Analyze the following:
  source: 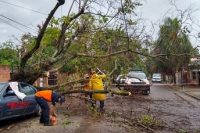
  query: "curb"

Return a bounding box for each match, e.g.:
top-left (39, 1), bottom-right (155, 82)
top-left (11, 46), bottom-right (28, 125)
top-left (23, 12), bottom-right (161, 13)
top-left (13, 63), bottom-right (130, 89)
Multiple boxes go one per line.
top-left (181, 91), bottom-right (200, 101)
top-left (168, 85), bottom-right (200, 101)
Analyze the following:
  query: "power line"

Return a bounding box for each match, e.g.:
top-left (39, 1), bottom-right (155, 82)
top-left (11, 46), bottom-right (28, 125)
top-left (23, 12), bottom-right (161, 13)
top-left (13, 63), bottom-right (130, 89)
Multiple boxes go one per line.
top-left (0, 17), bottom-right (25, 33)
top-left (0, 0), bottom-right (47, 15)
top-left (0, 14), bottom-right (36, 32)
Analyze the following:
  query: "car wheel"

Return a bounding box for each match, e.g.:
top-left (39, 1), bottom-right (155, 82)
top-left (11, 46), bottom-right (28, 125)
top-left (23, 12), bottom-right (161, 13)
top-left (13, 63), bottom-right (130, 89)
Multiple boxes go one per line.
top-left (143, 88), bottom-right (150, 95)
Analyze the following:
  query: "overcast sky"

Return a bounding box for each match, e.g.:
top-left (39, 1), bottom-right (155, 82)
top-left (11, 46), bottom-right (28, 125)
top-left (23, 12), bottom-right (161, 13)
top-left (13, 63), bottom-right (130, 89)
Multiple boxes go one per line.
top-left (0, 0), bottom-right (200, 48)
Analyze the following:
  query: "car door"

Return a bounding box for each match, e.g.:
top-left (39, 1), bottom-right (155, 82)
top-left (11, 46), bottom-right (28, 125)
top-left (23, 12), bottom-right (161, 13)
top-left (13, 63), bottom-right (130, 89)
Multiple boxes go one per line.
top-left (18, 82), bottom-right (38, 114)
top-left (0, 86), bottom-right (4, 120)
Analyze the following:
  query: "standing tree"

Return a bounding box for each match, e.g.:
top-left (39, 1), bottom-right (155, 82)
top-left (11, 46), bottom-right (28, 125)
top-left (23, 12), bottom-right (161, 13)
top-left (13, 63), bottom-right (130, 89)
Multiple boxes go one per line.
top-left (0, 41), bottom-right (19, 66)
top-left (152, 17), bottom-right (194, 83)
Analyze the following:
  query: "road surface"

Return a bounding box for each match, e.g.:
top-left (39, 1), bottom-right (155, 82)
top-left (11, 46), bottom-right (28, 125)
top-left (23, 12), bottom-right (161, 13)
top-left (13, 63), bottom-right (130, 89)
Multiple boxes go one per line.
top-left (1, 84), bottom-right (200, 133)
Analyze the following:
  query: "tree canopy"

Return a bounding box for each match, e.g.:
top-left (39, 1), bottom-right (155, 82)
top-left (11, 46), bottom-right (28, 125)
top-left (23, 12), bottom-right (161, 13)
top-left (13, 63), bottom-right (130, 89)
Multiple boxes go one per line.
top-left (5, 0), bottom-right (146, 84)
top-left (0, 41), bottom-right (19, 66)
top-left (149, 17), bottom-right (195, 81)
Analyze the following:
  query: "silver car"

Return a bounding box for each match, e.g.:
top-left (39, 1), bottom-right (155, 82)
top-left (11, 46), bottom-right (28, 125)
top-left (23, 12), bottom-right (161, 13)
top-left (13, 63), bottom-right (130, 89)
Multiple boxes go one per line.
top-left (152, 73), bottom-right (162, 83)
top-left (124, 71), bottom-right (150, 95)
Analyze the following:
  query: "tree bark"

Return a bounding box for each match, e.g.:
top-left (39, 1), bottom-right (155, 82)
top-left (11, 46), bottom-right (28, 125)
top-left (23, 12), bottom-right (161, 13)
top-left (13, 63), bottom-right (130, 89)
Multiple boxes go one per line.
top-left (20, 2), bottom-right (61, 70)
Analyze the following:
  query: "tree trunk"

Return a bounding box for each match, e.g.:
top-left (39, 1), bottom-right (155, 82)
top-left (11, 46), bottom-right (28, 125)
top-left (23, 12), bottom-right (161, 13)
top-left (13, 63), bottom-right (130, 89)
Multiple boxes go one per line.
top-left (54, 89), bottom-right (131, 96)
top-left (173, 72), bottom-right (176, 84)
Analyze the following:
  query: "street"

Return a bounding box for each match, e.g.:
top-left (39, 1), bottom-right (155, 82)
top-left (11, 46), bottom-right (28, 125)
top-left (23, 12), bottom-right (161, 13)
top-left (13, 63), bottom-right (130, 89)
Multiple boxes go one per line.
top-left (149, 84), bottom-right (200, 131)
top-left (0, 84), bottom-right (200, 133)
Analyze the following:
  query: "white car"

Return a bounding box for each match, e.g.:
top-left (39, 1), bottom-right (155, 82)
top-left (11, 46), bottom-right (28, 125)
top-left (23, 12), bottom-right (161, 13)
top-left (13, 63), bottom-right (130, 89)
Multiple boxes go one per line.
top-left (152, 73), bottom-right (162, 83)
top-left (124, 71), bottom-right (150, 95)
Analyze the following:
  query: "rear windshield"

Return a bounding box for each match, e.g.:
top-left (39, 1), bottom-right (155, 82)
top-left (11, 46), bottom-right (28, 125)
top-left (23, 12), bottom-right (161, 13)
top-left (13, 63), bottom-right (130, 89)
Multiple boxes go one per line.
top-left (127, 72), bottom-right (147, 79)
top-left (153, 73), bottom-right (161, 78)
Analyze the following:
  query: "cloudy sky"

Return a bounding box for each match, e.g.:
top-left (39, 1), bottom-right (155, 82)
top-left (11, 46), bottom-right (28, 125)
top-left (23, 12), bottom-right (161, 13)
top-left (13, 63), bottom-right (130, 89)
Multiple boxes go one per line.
top-left (138, 0), bottom-right (200, 48)
top-left (0, 0), bottom-right (64, 44)
top-left (0, 0), bottom-right (200, 48)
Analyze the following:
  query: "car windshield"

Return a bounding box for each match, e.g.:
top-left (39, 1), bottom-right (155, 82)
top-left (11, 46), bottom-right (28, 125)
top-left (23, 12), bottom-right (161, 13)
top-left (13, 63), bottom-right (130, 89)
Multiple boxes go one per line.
top-left (153, 73), bottom-right (161, 78)
top-left (127, 72), bottom-right (147, 79)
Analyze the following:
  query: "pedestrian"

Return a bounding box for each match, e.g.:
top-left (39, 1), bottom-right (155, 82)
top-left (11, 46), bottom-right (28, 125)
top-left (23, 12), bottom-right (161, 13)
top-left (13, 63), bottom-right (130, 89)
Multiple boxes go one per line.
top-left (88, 68), bottom-right (107, 112)
top-left (35, 90), bottom-right (64, 126)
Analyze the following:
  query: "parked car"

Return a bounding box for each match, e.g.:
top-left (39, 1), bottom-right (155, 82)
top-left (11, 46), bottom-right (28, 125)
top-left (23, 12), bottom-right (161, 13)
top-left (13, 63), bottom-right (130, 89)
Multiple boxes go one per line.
top-left (152, 73), bottom-right (162, 83)
top-left (124, 71), bottom-right (150, 95)
top-left (0, 82), bottom-right (40, 121)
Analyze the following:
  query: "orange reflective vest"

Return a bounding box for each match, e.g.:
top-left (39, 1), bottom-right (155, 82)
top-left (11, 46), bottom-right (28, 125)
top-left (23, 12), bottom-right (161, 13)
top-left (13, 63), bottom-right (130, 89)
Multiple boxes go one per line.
top-left (35, 90), bottom-right (52, 102)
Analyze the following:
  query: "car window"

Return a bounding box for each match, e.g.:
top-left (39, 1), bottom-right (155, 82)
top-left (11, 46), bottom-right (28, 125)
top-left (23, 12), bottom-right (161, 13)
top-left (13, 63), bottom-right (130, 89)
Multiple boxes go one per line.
top-left (153, 73), bottom-right (161, 78)
top-left (20, 83), bottom-right (36, 95)
top-left (4, 87), bottom-right (16, 97)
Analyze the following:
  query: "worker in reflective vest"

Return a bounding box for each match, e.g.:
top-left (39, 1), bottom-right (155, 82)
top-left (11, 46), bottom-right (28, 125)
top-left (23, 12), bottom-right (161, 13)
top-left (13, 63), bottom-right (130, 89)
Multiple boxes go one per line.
top-left (35, 90), bottom-right (62, 126)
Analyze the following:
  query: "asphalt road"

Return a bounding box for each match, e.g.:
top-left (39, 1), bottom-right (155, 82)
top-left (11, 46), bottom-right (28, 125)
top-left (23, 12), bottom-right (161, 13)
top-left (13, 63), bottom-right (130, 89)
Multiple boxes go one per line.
top-left (149, 84), bottom-right (179, 100)
top-left (150, 83), bottom-right (200, 106)
top-left (148, 84), bottom-right (200, 131)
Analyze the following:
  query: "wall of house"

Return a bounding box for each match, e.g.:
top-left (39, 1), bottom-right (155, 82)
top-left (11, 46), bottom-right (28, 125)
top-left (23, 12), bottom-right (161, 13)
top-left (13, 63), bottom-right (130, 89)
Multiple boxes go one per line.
top-left (188, 71), bottom-right (199, 85)
top-left (34, 76), bottom-right (49, 87)
top-left (175, 72), bottom-right (182, 84)
top-left (0, 65), bottom-right (11, 82)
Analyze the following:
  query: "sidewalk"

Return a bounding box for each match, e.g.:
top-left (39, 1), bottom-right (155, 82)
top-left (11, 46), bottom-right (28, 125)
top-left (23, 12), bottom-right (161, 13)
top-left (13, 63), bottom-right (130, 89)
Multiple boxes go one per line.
top-left (171, 85), bottom-right (200, 100)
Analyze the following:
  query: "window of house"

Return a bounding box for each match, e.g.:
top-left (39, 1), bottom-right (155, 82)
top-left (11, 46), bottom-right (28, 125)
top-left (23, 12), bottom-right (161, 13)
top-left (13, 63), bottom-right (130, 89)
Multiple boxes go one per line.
top-left (48, 72), bottom-right (57, 86)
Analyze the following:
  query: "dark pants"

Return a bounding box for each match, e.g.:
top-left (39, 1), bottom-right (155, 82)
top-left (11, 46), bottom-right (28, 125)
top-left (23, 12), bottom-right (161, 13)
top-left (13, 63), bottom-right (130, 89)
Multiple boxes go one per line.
top-left (85, 93), bottom-right (92, 99)
top-left (35, 96), bottom-right (50, 124)
top-left (84, 93), bottom-right (92, 104)
top-left (92, 100), bottom-right (104, 110)
top-left (99, 101), bottom-right (104, 109)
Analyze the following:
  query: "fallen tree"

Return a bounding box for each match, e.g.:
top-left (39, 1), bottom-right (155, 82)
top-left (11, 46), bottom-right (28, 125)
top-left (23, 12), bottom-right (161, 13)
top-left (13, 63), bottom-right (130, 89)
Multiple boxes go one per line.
top-left (36, 85), bottom-right (131, 97)
top-left (61, 89), bottom-right (131, 96)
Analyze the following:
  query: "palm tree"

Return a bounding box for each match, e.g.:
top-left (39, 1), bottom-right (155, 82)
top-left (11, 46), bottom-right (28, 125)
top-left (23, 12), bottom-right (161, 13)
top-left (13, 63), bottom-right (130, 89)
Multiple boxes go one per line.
top-left (153, 17), bottom-right (194, 83)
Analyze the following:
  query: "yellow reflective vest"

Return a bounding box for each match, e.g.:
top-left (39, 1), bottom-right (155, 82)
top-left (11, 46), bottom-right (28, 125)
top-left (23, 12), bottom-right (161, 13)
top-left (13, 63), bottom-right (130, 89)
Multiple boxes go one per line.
top-left (89, 73), bottom-right (106, 101)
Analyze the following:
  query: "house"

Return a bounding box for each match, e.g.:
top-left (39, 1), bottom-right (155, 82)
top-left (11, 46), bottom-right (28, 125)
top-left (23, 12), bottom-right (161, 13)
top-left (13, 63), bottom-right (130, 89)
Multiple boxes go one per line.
top-left (188, 57), bottom-right (200, 85)
top-left (0, 65), bottom-right (68, 88)
top-left (174, 57), bottom-right (200, 85)
top-left (0, 65), bottom-right (11, 82)
top-left (33, 71), bottom-right (69, 88)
